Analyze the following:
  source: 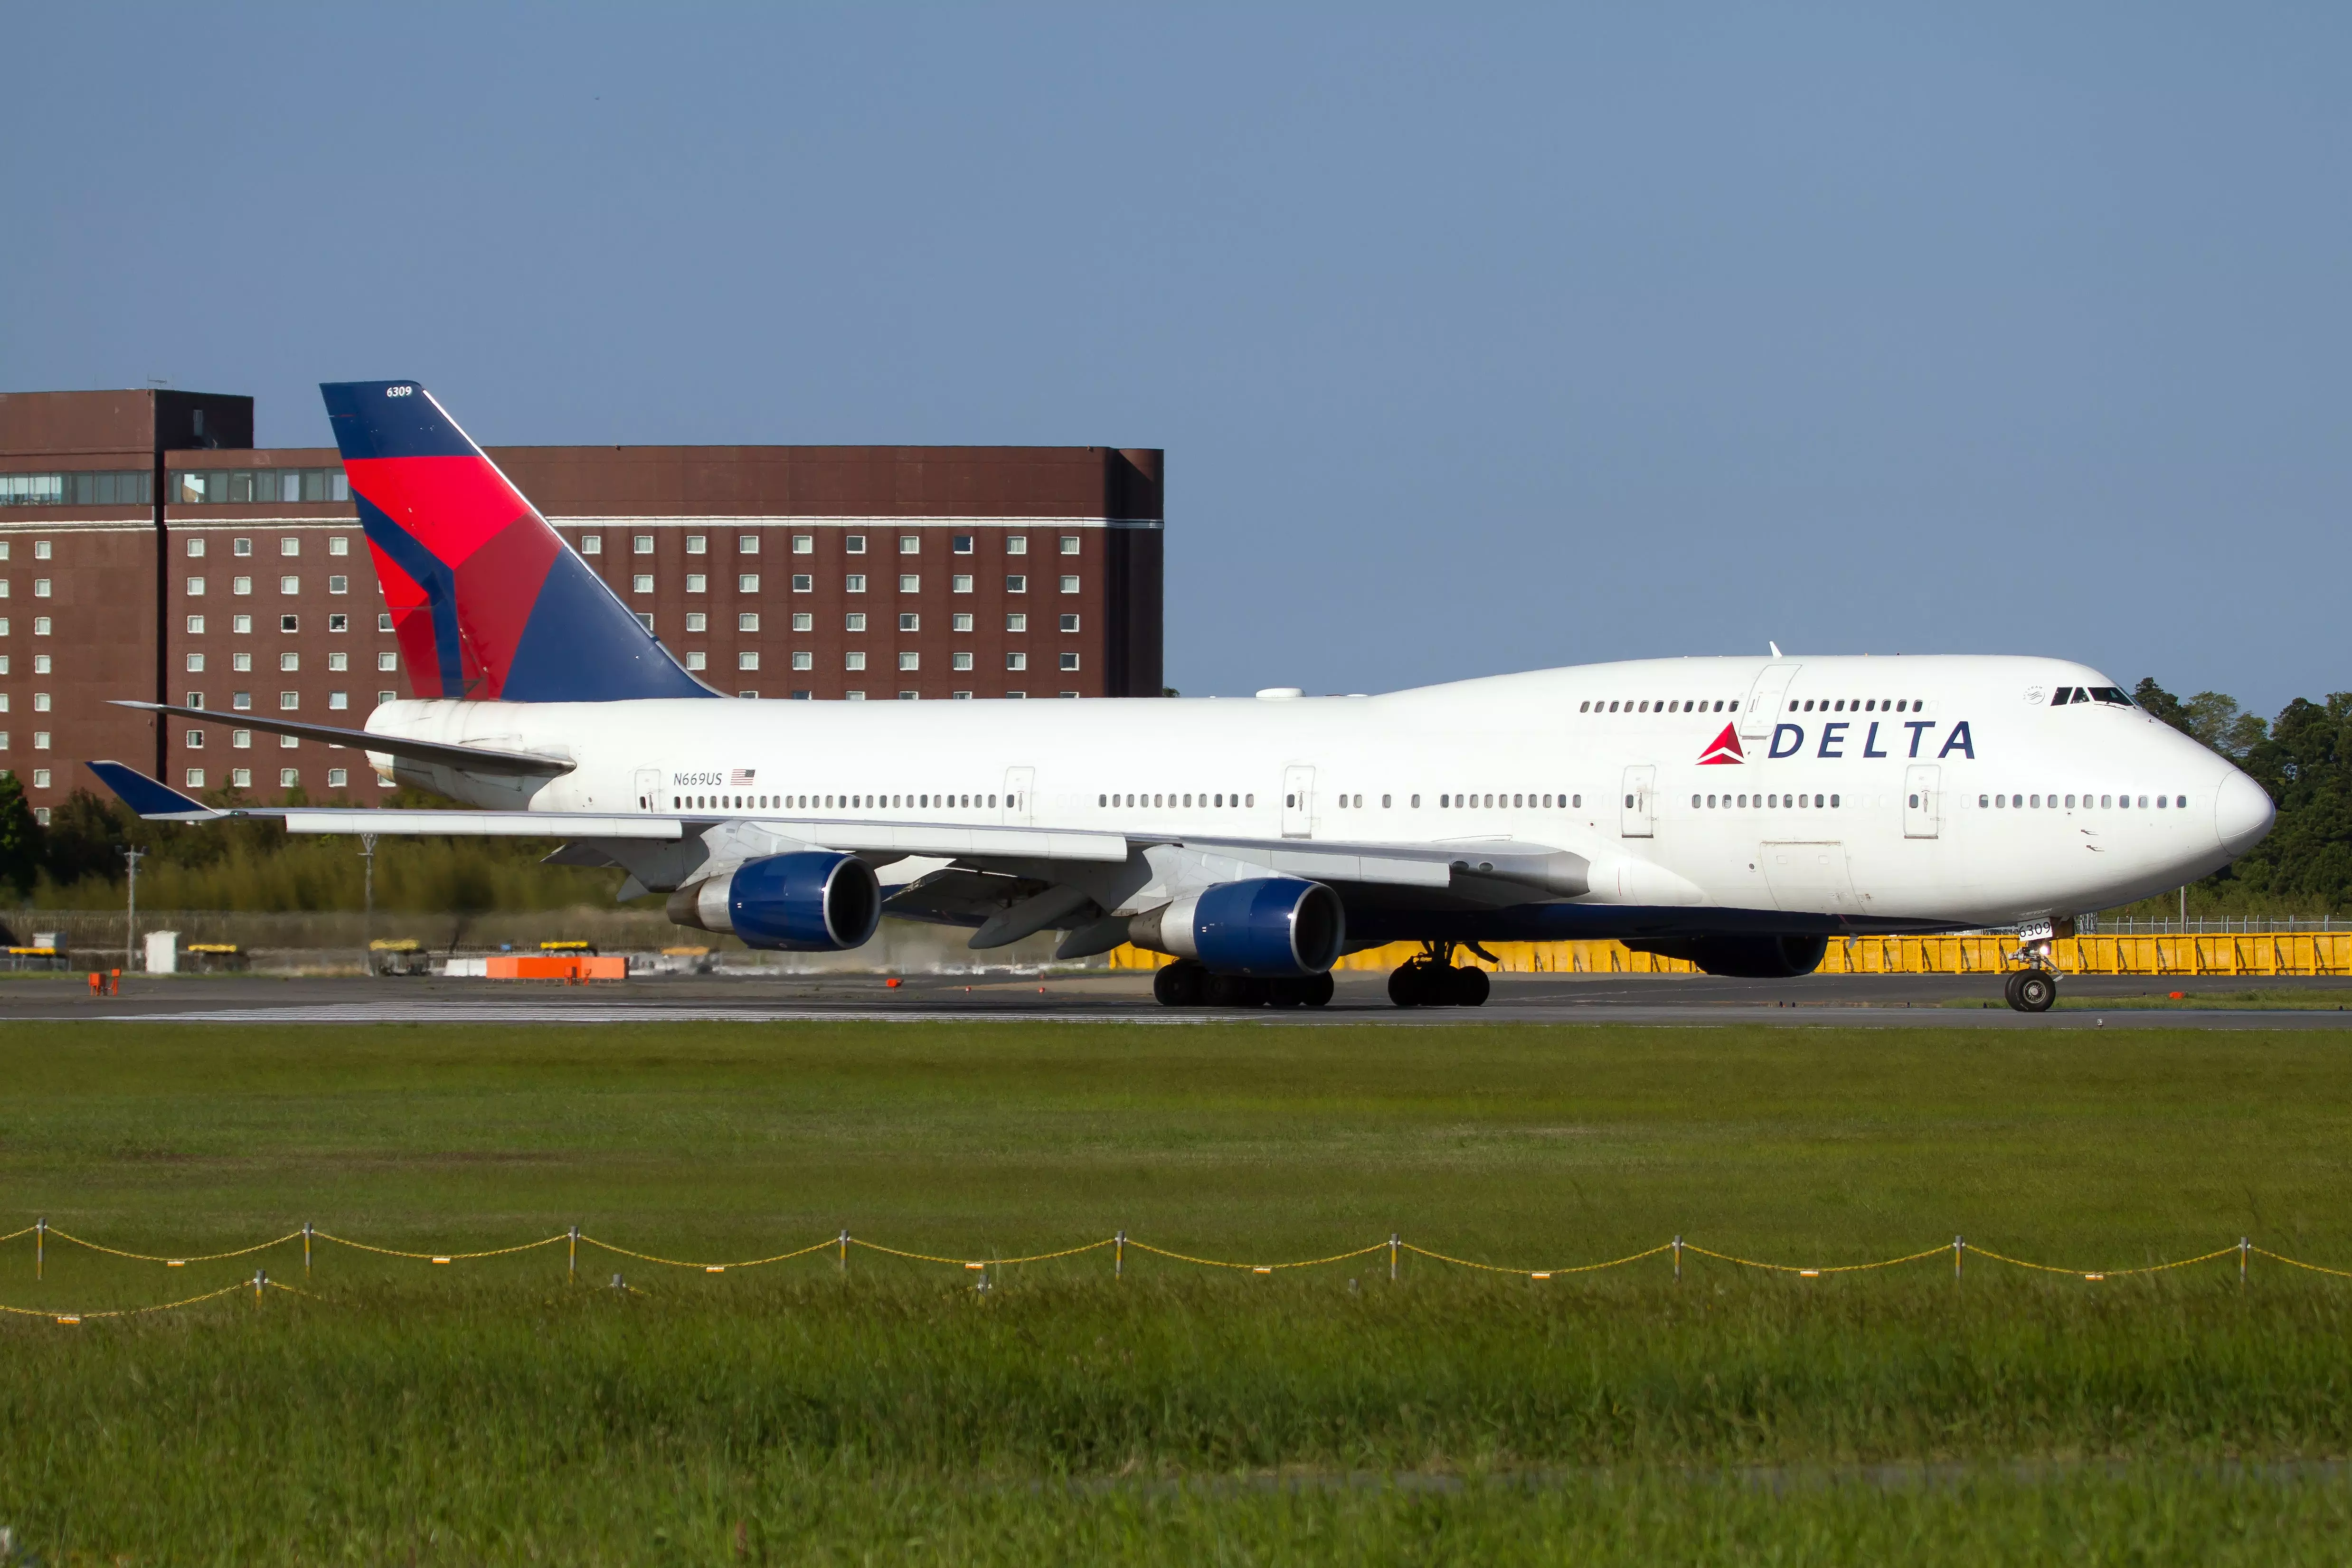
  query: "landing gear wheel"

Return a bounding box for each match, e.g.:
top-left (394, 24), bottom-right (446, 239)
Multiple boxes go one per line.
top-left (2008, 970), bottom-right (2057, 1013)
top-left (1153, 960), bottom-right (1206, 1007)
top-left (1301, 970), bottom-right (1335, 1008)
top-left (1389, 961), bottom-right (1434, 1008)
top-left (1450, 965), bottom-right (1491, 1007)
top-left (1207, 972), bottom-right (1267, 1008)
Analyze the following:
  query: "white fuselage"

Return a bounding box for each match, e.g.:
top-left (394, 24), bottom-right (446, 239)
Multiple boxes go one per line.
top-left (368, 653), bottom-right (2270, 931)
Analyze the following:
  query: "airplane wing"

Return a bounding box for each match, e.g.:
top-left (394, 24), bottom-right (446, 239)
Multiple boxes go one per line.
top-left (110, 701), bottom-right (574, 778)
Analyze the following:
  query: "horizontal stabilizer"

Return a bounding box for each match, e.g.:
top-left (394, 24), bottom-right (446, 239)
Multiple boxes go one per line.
top-left (111, 701), bottom-right (574, 777)
top-left (85, 761), bottom-right (219, 820)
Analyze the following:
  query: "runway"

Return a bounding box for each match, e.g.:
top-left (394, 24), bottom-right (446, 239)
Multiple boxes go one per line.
top-left (8, 969), bottom-right (2351, 1028)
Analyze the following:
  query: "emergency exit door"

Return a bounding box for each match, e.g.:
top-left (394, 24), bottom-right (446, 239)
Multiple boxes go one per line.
top-left (1904, 765), bottom-right (1940, 839)
top-left (1620, 765), bottom-right (1656, 838)
top-left (635, 768), bottom-right (663, 812)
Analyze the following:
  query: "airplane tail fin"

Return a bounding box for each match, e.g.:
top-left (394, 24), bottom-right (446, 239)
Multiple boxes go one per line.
top-left (321, 380), bottom-right (713, 702)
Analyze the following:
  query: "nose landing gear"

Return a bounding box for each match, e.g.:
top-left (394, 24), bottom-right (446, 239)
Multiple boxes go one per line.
top-left (1388, 942), bottom-right (1492, 1008)
top-left (2003, 920), bottom-right (2062, 1012)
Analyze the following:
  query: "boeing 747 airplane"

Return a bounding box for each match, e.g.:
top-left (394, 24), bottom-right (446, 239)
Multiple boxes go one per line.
top-left (87, 381), bottom-right (2275, 1012)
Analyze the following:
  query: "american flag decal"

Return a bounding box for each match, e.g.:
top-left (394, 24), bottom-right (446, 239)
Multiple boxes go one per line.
top-left (729, 768), bottom-right (758, 785)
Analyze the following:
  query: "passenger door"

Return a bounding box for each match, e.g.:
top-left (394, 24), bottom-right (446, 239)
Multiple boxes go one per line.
top-left (1002, 766), bottom-right (1036, 826)
top-left (1281, 765), bottom-right (1315, 839)
top-left (1739, 662), bottom-right (1803, 742)
top-left (1620, 764), bottom-right (1656, 838)
top-left (1904, 765), bottom-right (1940, 839)
top-left (634, 767), bottom-right (663, 813)
top-left (1761, 841), bottom-right (1864, 914)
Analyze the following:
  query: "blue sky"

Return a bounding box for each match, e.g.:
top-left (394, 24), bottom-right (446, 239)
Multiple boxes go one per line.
top-left (6, 6), bottom-right (2344, 712)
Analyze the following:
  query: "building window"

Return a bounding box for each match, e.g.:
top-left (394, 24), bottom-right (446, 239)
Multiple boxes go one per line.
top-left (1057, 575), bottom-right (1077, 594)
top-left (329, 691), bottom-right (349, 709)
top-left (1006, 652), bottom-right (1027, 671)
top-left (791, 612), bottom-right (812, 632)
top-left (845, 612), bottom-right (866, 632)
top-left (378, 691), bottom-right (397, 706)
top-left (30, 618), bottom-right (47, 636)
top-left (1060, 652), bottom-right (1081, 671)
top-left (633, 535), bottom-right (654, 554)
top-left (1006, 613), bottom-right (1028, 632)
top-left (32, 579), bottom-right (50, 598)
top-left (329, 536), bottom-right (349, 557)
top-left (952, 575), bottom-right (973, 594)
top-left (230, 769), bottom-right (250, 789)
top-left (378, 651), bottom-right (398, 671)
top-left (280, 538), bottom-right (301, 557)
top-left (186, 768), bottom-right (205, 788)
top-left (579, 533), bottom-right (602, 555)
top-left (233, 576), bottom-right (253, 595)
top-left (327, 768), bottom-right (348, 788)
top-left (378, 613), bottom-right (392, 631)
top-left (30, 807), bottom-right (45, 825)
top-left (636, 614), bottom-right (653, 632)
top-left (186, 653), bottom-right (205, 672)
top-left (279, 692), bottom-right (299, 710)
top-left (633, 575), bottom-right (654, 593)
top-left (186, 614), bottom-right (205, 633)
top-left (737, 690), bottom-right (757, 699)
top-left (233, 653), bottom-right (253, 672)
top-left (280, 576), bottom-right (299, 595)
top-left (737, 534), bottom-right (758, 553)
top-left (738, 612), bottom-right (759, 632)
top-left (953, 534), bottom-right (974, 554)
top-left (684, 612), bottom-right (707, 633)
top-left (952, 612), bottom-right (974, 632)
top-left (31, 694), bottom-right (47, 713)
top-left (184, 577), bottom-right (205, 598)
top-left (685, 534), bottom-right (707, 555)
top-left (846, 575), bottom-right (867, 594)
top-left (280, 768), bottom-right (299, 788)
top-left (686, 574), bottom-right (707, 593)
top-left (1007, 535), bottom-right (1029, 555)
top-left (233, 538), bottom-right (252, 557)
top-left (898, 652), bottom-right (919, 671)
top-left (952, 651), bottom-right (974, 671)
top-left (181, 692), bottom-right (200, 708)
top-left (1060, 535), bottom-right (1081, 555)
top-left (846, 690), bottom-right (866, 701)
top-left (738, 574), bottom-right (759, 593)
top-left (793, 534), bottom-right (813, 554)
top-left (1006, 575), bottom-right (1027, 594)
top-left (328, 652), bottom-right (348, 671)
top-left (33, 542), bottom-right (51, 561)
top-left (738, 651), bottom-right (759, 671)
top-left (898, 613), bottom-right (919, 632)
top-left (186, 538), bottom-right (206, 558)
top-left (237, 615), bottom-right (255, 633)
top-left (952, 690), bottom-right (973, 700)
top-left (31, 735), bottom-right (48, 753)
top-left (898, 690), bottom-right (918, 701)
top-left (791, 574), bottom-right (812, 593)
top-left (846, 652), bottom-right (867, 671)
top-left (279, 615), bottom-right (298, 633)
top-left (327, 614), bottom-right (348, 632)
top-left (280, 652), bottom-right (300, 671)
top-left (30, 655), bottom-right (47, 675)
top-left (845, 534), bottom-right (867, 554)
top-left (186, 729), bottom-right (205, 749)
top-left (685, 652), bottom-right (707, 671)
top-left (894, 574), bottom-right (919, 595)
top-left (792, 651), bottom-right (813, 671)
top-left (899, 534), bottom-right (920, 554)
top-left (328, 576), bottom-right (348, 594)
top-left (1060, 614), bottom-right (1080, 632)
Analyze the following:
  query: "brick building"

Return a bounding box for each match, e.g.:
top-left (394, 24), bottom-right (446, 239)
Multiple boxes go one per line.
top-left (0, 388), bottom-right (1163, 820)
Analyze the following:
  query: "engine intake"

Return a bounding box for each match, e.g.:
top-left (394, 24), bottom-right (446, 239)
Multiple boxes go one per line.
top-left (666, 851), bottom-right (882, 952)
top-left (1624, 934), bottom-right (1828, 979)
top-left (1128, 878), bottom-right (1345, 977)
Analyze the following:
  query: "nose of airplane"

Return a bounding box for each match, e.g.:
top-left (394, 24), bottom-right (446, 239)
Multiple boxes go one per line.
top-left (2214, 770), bottom-right (2276, 858)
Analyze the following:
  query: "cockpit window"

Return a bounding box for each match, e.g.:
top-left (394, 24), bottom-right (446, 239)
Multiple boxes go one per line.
top-left (2088, 686), bottom-right (2133, 707)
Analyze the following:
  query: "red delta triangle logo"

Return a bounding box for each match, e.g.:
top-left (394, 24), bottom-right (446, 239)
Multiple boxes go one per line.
top-left (1698, 724), bottom-right (1745, 765)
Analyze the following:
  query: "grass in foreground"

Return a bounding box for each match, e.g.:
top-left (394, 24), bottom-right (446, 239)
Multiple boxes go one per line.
top-left (3, 1019), bottom-right (2351, 1562)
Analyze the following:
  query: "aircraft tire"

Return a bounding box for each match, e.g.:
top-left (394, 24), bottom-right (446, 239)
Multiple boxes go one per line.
top-left (1153, 960), bottom-right (1206, 1007)
top-left (1388, 962), bottom-right (1430, 1008)
top-left (1451, 965), bottom-right (1491, 1007)
top-left (2009, 970), bottom-right (2056, 1013)
top-left (1301, 970), bottom-right (1335, 1008)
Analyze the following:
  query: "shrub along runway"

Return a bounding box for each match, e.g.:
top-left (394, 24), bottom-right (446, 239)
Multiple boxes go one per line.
top-left (3, 1016), bottom-right (2350, 1562)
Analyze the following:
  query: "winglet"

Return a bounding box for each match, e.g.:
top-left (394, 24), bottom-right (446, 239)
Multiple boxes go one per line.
top-left (84, 761), bottom-right (221, 821)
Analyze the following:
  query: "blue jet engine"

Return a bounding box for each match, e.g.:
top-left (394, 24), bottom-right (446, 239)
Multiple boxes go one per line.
top-left (666, 851), bottom-right (882, 951)
top-left (1128, 878), bottom-right (1345, 977)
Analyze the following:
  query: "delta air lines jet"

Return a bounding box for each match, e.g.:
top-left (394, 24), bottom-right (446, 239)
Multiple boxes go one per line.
top-left (87, 381), bottom-right (2275, 1012)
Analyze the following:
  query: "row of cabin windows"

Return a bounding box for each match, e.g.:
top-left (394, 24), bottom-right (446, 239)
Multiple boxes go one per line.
top-left (1983, 793), bottom-right (2190, 810)
top-left (665, 791), bottom-right (1025, 812)
top-left (1101, 792), bottom-right (1256, 808)
top-left (1583, 698), bottom-right (1737, 714)
top-left (1577, 696), bottom-right (1930, 716)
top-left (1786, 698), bottom-right (1922, 713)
top-left (585, 533), bottom-right (1083, 557)
top-left (1695, 793), bottom-right (1841, 808)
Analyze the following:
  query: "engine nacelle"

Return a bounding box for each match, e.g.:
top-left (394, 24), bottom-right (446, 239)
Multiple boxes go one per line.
top-left (1128, 878), bottom-right (1345, 977)
top-left (1624, 934), bottom-right (1828, 978)
top-left (666, 851), bottom-right (882, 952)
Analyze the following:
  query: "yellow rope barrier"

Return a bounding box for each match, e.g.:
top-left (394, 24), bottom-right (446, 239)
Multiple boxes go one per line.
top-left (576, 1236), bottom-right (837, 1271)
top-left (2251, 1247), bottom-right (2352, 1279)
top-left (309, 1230), bottom-right (569, 1262)
top-left (43, 1227), bottom-right (304, 1265)
top-left (1681, 1243), bottom-right (1953, 1276)
top-left (1965, 1244), bottom-right (2239, 1280)
top-left (1403, 1241), bottom-right (1674, 1276)
top-left (0, 1281), bottom-right (248, 1322)
top-left (850, 1237), bottom-right (1117, 1267)
top-left (1123, 1240), bottom-right (1392, 1272)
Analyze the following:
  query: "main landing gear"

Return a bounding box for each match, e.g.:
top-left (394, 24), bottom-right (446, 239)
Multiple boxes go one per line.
top-left (1387, 942), bottom-right (1491, 1009)
top-left (1152, 959), bottom-right (1334, 1009)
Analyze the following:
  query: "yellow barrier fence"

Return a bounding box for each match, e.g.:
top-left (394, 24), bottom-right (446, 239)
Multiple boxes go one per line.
top-left (1107, 934), bottom-right (2352, 978)
top-left (5, 1222), bottom-right (2343, 1320)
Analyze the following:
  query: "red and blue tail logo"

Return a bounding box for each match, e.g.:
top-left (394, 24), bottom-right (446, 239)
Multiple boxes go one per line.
top-left (1697, 724), bottom-right (1744, 765)
top-left (321, 380), bottom-right (712, 703)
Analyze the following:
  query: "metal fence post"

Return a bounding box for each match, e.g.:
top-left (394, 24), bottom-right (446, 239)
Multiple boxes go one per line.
top-left (1389, 1232), bottom-right (1399, 1283)
top-left (34, 1218), bottom-right (43, 1281)
top-left (302, 1221), bottom-right (313, 1277)
top-left (1114, 1230), bottom-right (1124, 1279)
top-left (838, 1229), bottom-right (850, 1274)
top-left (568, 1224), bottom-right (579, 1282)
top-left (1954, 1235), bottom-right (1965, 1281)
top-left (1673, 1235), bottom-right (1682, 1283)
top-left (2240, 1236), bottom-right (2250, 1286)
top-left (251, 1268), bottom-right (267, 1304)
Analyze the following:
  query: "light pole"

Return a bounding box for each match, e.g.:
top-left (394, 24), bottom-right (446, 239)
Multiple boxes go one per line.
top-left (360, 831), bottom-right (378, 976)
top-left (122, 845), bottom-right (145, 972)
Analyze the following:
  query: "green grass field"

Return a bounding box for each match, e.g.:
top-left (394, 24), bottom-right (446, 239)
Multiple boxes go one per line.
top-left (3, 1019), bottom-right (2351, 1563)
